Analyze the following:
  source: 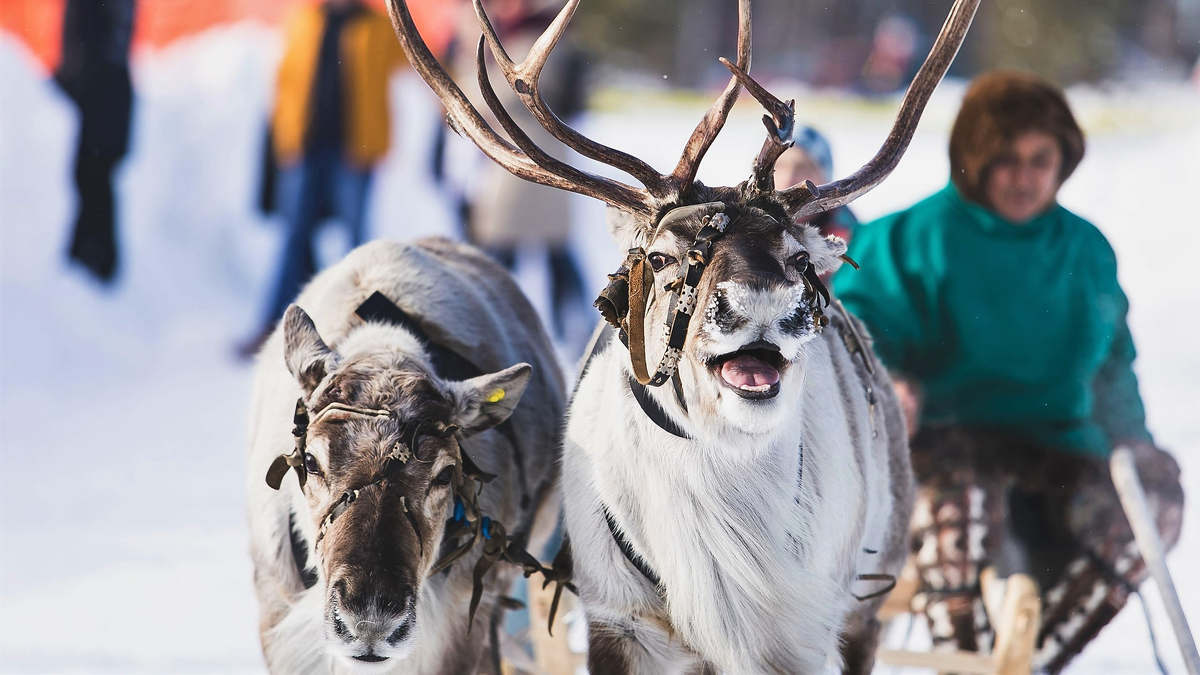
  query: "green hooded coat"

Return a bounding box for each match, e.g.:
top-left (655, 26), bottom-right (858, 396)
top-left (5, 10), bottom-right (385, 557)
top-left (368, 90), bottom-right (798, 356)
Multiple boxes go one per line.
top-left (832, 184), bottom-right (1152, 457)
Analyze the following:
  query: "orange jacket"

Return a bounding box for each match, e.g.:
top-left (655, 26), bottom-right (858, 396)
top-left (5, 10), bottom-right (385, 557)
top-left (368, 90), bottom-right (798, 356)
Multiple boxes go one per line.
top-left (272, 4), bottom-right (406, 168)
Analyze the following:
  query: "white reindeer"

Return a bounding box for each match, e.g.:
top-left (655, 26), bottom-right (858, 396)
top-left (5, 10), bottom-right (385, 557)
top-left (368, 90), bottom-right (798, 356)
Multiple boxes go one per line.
top-left (245, 239), bottom-right (564, 674)
top-left (385, 0), bottom-right (979, 670)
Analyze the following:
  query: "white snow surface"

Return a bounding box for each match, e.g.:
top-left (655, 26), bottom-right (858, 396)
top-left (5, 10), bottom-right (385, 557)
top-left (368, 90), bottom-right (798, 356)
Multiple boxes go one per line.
top-left (1, 25), bottom-right (1197, 674)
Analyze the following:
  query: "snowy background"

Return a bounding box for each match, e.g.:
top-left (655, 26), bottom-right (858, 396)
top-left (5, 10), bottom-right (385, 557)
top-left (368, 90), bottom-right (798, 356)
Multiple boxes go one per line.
top-left (0, 24), bottom-right (1197, 674)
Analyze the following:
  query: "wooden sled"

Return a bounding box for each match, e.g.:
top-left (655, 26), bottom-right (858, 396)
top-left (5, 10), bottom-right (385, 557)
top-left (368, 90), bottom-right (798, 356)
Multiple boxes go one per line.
top-left (877, 566), bottom-right (1042, 675)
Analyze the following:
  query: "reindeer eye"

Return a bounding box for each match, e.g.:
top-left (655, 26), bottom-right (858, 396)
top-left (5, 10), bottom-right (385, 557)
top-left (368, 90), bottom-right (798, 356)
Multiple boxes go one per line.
top-left (648, 252), bottom-right (676, 272)
top-left (790, 251), bottom-right (810, 274)
top-left (432, 466), bottom-right (455, 486)
top-left (304, 453), bottom-right (322, 475)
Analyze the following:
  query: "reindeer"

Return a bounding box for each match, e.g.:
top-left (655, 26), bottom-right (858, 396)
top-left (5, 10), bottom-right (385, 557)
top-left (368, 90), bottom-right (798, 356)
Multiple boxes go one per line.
top-left (385, 0), bottom-right (979, 671)
top-left (245, 239), bottom-right (564, 674)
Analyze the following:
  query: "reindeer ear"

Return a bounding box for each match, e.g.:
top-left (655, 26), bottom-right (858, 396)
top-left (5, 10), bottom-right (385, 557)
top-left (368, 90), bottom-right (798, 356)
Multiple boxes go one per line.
top-left (283, 305), bottom-right (340, 396)
top-left (796, 224), bottom-right (849, 275)
top-left (605, 205), bottom-right (647, 249)
top-left (449, 363), bottom-right (533, 436)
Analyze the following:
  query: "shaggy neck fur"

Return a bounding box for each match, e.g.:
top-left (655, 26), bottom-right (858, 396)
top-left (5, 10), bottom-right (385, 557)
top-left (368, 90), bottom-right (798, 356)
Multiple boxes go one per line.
top-left (563, 324), bottom-right (900, 674)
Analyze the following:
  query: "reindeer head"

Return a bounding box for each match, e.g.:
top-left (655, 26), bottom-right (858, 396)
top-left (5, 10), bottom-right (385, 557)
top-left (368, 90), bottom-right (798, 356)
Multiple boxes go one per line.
top-left (600, 196), bottom-right (849, 431)
top-left (272, 306), bottom-right (530, 668)
top-left (384, 0), bottom-right (978, 434)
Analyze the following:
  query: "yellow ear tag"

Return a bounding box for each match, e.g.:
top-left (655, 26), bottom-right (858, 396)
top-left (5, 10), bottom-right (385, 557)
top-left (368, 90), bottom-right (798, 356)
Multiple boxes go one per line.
top-left (486, 388), bottom-right (506, 404)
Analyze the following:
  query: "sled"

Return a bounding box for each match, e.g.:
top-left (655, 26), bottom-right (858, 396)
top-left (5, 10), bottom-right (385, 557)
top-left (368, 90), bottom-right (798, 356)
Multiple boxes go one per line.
top-left (877, 567), bottom-right (1042, 675)
top-left (1111, 447), bottom-right (1200, 675)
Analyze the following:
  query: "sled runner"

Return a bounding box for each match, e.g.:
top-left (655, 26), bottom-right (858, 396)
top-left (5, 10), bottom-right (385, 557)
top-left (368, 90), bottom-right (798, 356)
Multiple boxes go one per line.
top-left (1111, 447), bottom-right (1200, 675)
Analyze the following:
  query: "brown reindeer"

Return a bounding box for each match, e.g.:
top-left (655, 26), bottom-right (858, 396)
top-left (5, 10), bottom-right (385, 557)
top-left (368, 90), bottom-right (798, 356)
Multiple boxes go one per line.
top-left (246, 239), bottom-right (564, 674)
top-left (384, 0), bottom-right (979, 672)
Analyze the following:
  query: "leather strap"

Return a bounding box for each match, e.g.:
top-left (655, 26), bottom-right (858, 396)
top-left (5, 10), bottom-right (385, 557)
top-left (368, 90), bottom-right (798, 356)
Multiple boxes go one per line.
top-left (356, 291), bottom-right (483, 380)
top-left (628, 376), bottom-right (689, 439)
top-left (831, 298), bottom-right (874, 376)
top-left (603, 506), bottom-right (662, 589)
top-left (625, 254), bottom-right (654, 385)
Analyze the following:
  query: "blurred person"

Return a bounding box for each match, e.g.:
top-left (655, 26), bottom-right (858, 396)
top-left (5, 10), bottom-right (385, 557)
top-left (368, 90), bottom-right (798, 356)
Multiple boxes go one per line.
top-left (774, 125), bottom-right (858, 245)
top-left (833, 71), bottom-right (1183, 672)
top-left (454, 0), bottom-right (590, 347)
top-left (56, 0), bottom-right (136, 283)
top-left (241, 0), bottom-right (406, 356)
top-left (859, 14), bottom-right (919, 94)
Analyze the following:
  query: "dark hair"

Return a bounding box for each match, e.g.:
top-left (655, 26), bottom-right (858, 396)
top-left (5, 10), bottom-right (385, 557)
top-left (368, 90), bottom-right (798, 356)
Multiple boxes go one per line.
top-left (949, 71), bottom-right (1085, 206)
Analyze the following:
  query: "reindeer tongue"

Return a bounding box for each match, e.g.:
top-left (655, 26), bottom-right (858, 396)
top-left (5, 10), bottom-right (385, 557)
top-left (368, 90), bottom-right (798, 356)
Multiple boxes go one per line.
top-left (720, 355), bottom-right (780, 390)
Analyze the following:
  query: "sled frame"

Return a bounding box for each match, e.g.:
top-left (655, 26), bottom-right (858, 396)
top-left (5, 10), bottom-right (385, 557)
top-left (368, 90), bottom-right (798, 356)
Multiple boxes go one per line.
top-left (877, 567), bottom-right (1041, 675)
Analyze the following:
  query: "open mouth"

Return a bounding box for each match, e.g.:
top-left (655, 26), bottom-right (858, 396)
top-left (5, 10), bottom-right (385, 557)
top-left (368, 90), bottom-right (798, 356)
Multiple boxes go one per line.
top-left (709, 341), bottom-right (785, 400)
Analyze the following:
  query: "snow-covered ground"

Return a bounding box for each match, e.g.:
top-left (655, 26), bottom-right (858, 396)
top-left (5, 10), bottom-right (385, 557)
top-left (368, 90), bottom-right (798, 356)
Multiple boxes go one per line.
top-left (0, 24), bottom-right (1197, 674)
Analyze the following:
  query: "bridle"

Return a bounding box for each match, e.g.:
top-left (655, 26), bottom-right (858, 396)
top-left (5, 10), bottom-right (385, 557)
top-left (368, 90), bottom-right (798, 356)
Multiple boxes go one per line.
top-left (266, 397), bottom-right (461, 546)
top-left (595, 201), bottom-right (840, 388)
top-left (264, 393), bottom-right (573, 630)
top-left (264, 292), bottom-right (574, 632)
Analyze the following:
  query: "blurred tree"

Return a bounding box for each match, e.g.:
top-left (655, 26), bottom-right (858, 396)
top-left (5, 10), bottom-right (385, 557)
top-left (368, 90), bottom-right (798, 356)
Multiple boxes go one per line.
top-left (572, 0), bottom-right (682, 77)
top-left (569, 0), bottom-right (1198, 88)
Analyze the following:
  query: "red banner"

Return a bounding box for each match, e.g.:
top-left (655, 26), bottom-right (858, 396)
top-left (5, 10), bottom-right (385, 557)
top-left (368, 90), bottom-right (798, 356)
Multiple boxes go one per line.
top-left (0, 0), bottom-right (458, 73)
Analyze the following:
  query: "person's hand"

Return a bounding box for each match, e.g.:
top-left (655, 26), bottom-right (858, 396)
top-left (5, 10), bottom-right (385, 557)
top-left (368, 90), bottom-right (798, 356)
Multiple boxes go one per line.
top-left (1121, 440), bottom-right (1181, 490)
top-left (890, 375), bottom-right (923, 441)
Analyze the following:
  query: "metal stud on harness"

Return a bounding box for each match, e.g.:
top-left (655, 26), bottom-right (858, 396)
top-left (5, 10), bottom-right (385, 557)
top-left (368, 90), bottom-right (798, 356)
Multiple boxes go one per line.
top-left (595, 202), bottom-right (729, 387)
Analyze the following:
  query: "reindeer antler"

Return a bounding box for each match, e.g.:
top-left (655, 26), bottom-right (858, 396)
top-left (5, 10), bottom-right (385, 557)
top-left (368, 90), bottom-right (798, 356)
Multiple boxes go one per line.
top-left (472, 0), bottom-right (669, 195)
top-left (666, 0), bottom-right (752, 197)
top-left (385, 0), bottom-right (751, 225)
top-left (771, 0), bottom-right (982, 218)
top-left (720, 56), bottom-right (795, 195)
top-left (389, 0), bottom-right (976, 225)
top-left (385, 0), bottom-right (656, 216)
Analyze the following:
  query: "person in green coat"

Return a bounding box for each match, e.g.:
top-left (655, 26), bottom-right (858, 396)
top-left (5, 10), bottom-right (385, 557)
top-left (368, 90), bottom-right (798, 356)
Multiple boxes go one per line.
top-left (833, 71), bottom-right (1183, 671)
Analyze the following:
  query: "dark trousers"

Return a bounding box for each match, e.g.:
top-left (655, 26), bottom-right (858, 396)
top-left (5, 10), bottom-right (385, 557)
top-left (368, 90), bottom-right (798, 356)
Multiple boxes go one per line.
top-left (68, 152), bottom-right (120, 281)
top-left (488, 245), bottom-right (586, 340)
top-left (907, 425), bottom-right (1183, 672)
top-left (261, 148), bottom-right (373, 329)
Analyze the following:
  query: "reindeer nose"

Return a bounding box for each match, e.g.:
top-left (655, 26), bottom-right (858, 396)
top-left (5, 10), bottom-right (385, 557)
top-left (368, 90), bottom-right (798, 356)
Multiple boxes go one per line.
top-left (728, 270), bottom-right (789, 292)
top-left (331, 581), bottom-right (416, 646)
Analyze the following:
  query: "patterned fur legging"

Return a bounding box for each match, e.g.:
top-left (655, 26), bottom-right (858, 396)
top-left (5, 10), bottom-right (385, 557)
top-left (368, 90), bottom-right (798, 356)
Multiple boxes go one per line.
top-left (908, 425), bottom-right (1184, 673)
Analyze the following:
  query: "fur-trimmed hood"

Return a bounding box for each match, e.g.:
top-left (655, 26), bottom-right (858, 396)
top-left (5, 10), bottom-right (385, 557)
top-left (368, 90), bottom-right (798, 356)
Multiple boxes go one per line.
top-left (949, 71), bottom-right (1085, 207)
